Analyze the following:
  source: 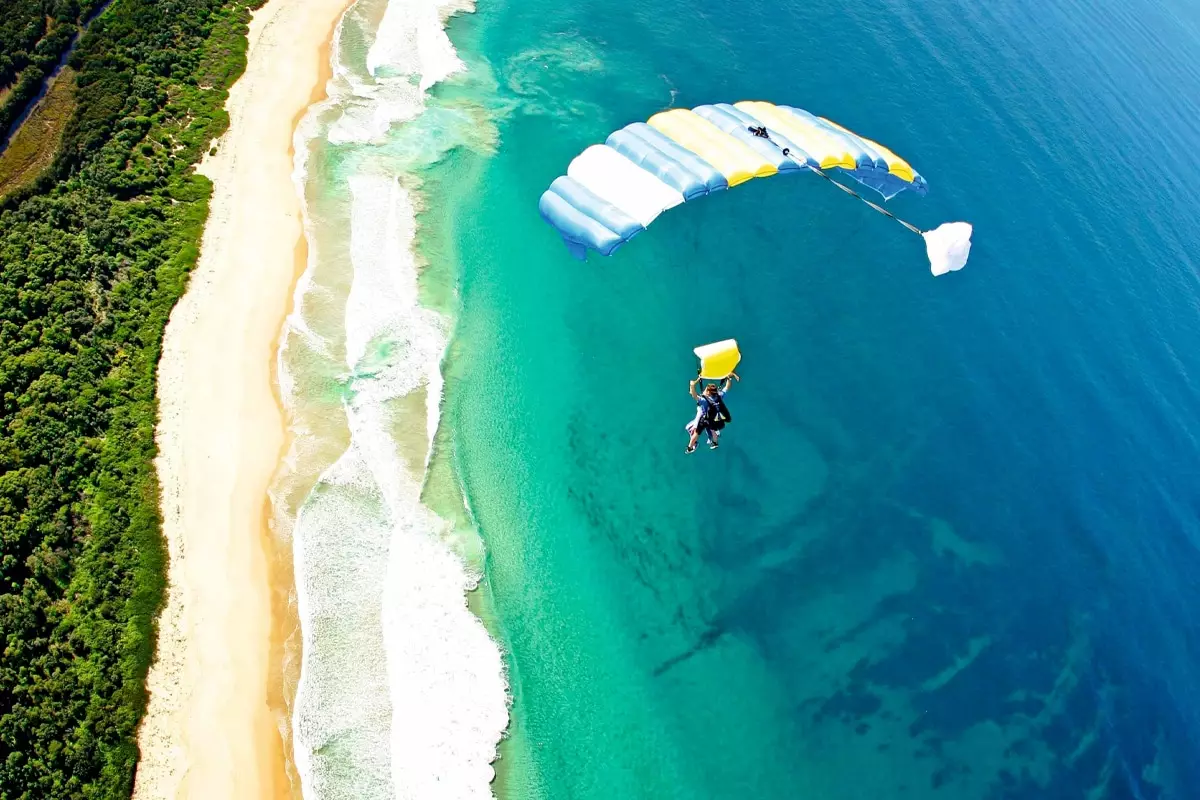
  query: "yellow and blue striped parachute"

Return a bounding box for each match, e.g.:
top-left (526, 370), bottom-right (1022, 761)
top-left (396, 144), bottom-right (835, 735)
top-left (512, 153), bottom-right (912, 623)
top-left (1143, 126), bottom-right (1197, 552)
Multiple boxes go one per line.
top-left (539, 101), bottom-right (928, 259)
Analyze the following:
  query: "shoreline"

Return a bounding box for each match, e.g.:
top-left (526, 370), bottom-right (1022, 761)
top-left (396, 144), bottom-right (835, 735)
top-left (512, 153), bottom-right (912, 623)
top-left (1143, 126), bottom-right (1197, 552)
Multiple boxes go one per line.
top-left (265, 22), bottom-right (349, 796)
top-left (134, 0), bottom-right (353, 797)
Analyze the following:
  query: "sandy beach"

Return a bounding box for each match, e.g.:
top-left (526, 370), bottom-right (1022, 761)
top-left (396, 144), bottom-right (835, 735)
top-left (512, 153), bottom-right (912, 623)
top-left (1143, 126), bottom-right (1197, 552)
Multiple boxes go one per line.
top-left (134, 0), bottom-right (351, 797)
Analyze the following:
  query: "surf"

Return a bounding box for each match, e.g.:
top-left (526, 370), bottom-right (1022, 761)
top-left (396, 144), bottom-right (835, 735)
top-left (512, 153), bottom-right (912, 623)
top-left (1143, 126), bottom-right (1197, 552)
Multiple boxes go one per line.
top-left (273, 0), bottom-right (509, 796)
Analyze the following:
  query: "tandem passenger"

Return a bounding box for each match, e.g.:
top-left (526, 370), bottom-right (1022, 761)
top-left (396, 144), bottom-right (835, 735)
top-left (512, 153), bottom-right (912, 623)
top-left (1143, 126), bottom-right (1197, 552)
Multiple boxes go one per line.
top-left (686, 373), bottom-right (738, 453)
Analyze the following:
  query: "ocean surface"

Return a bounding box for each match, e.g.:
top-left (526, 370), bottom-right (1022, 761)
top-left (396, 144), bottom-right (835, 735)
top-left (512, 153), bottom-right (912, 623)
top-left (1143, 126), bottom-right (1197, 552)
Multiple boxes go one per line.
top-left (276, 0), bottom-right (1200, 796)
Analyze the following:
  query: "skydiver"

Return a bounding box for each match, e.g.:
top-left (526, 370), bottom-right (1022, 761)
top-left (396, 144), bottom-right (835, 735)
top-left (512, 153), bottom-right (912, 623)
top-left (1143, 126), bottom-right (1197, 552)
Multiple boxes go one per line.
top-left (686, 373), bottom-right (739, 453)
top-left (749, 125), bottom-right (769, 138)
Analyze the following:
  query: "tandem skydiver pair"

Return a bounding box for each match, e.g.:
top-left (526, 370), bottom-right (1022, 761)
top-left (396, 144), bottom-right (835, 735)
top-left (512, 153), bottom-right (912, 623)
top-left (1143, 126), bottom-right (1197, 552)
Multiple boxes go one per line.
top-left (686, 372), bottom-right (738, 454)
top-left (685, 339), bottom-right (740, 455)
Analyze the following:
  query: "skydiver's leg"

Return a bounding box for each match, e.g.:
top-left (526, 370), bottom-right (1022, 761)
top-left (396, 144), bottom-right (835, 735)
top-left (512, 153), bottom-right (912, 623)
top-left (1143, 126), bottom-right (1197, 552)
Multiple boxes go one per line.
top-left (685, 409), bottom-right (703, 454)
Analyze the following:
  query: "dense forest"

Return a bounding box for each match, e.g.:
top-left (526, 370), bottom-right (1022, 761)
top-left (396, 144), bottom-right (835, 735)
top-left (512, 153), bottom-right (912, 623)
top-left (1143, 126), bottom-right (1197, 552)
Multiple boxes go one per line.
top-left (0, 0), bottom-right (260, 796)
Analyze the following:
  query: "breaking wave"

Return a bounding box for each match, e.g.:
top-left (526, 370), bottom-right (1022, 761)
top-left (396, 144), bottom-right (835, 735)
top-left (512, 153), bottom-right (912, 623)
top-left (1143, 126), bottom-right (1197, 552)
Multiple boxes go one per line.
top-left (272, 0), bottom-right (509, 796)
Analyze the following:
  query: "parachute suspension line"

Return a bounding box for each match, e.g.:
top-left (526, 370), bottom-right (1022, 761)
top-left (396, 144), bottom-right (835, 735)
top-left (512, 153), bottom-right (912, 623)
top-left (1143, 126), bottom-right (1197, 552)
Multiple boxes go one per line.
top-left (750, 127), bottom-right (926, 236)
top-left (800, 161), bottom-right (924, 236)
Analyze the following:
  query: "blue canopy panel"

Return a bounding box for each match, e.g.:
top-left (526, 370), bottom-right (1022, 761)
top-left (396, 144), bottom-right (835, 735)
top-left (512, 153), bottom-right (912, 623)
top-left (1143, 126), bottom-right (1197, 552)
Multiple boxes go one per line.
top-left (848, 169), bottom-right (927, 200)
top-left (778, 105), bottom-right (928, 199)
top-left (538, 176), bottom-right (644, 259)
top-left (783, 106), bottom-right (888, 173)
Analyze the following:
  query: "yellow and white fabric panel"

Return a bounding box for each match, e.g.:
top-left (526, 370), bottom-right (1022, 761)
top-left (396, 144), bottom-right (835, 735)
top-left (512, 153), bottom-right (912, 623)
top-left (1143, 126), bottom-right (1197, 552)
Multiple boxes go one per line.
top-left (734, 101), bottom-right (859, 171)
top-left (818, 117), bottom-right (917, 183)
top-left (647, 109), bottom-right (778, 186)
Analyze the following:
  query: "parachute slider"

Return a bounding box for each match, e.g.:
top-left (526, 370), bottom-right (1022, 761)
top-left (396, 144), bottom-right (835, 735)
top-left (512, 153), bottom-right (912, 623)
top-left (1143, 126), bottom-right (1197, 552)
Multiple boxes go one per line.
top-left (694, 339), bottom-right (741, 380)
top-left (922, 222), bottom-right (973, 276)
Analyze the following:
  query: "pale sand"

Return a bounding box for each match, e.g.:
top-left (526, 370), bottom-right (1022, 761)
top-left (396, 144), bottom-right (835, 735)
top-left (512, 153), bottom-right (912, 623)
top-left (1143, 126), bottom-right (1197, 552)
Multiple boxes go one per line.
top-left (134, 0), bottom-right (351, 797)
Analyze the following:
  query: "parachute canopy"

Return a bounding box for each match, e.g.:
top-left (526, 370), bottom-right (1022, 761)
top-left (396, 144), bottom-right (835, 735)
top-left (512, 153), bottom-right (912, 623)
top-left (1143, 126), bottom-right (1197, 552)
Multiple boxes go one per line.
top-left (694, 339), bottom-right (741, 380)
top-left (539, 101), bottom-right (928, 259)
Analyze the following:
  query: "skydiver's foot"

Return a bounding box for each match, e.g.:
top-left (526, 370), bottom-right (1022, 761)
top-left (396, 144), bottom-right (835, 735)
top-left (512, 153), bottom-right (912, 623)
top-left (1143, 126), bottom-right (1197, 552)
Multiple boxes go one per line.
top-left (685, 444), bottom-right (697, 454)
top-left (709, 440), bottom-right (719, 450)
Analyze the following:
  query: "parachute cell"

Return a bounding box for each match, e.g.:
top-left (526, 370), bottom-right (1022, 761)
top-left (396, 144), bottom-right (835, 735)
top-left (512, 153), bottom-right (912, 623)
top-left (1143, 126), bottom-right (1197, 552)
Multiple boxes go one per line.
top-left (648, 109), bottom-right (777, 186)
top-left (567, 144), bottom-right (684, 227)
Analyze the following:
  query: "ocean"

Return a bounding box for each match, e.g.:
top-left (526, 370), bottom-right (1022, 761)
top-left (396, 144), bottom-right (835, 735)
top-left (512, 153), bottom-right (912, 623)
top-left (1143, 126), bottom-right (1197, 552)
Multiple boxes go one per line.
top-left (276, 0), bottom-right (1200, 796)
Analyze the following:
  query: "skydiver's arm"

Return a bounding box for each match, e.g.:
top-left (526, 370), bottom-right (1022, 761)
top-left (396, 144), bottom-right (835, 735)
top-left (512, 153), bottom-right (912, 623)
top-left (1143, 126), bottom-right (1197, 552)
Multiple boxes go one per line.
top-left (690, 378), bottom-right (700, 400)
top-left (722, 372), bottom-right (739, 392)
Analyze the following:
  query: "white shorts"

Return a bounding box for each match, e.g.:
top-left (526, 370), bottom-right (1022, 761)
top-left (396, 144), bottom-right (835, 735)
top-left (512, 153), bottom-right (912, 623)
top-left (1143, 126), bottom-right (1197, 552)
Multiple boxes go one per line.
top-left (686, 410), bottom-right (720, 440)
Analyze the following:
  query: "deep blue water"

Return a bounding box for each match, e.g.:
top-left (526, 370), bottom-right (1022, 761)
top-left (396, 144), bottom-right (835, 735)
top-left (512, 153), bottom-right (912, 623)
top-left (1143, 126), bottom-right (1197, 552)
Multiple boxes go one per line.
top-left (426, 0), bottom-right (1200, 795)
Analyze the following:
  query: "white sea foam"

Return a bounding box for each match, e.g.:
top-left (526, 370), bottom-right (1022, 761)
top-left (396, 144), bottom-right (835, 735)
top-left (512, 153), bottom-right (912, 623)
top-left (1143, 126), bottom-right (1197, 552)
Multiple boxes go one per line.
top-left (367, 0), bottom-right (470, 91)
top-left (327, 0), bottom-right (474, 145)
top-left (291, 446), bottom-right (397, 800)
top-left (280, 0), bottom-right (509, 796)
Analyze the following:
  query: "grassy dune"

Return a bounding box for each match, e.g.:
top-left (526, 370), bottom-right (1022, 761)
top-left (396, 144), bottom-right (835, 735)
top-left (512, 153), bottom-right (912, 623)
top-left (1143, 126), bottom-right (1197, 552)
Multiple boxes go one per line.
top-left (0, 66), bottom-right (75, 199)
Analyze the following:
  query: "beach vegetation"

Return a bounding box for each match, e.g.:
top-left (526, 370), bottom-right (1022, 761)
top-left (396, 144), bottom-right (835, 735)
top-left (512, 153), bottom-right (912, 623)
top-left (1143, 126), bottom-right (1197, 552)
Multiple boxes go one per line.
top-left (0, 0), bottom-right (262, 797)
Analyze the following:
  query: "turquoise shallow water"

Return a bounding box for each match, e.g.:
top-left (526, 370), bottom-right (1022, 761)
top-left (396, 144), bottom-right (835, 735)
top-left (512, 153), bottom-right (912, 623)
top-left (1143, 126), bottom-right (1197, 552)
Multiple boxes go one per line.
top-left (422, 0), bottom-right (1200, 796)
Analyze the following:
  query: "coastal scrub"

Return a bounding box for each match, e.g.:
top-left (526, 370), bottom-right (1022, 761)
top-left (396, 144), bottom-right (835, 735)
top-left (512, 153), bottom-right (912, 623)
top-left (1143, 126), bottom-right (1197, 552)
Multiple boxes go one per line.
top-left (0, 0), bottom-right (261, 796)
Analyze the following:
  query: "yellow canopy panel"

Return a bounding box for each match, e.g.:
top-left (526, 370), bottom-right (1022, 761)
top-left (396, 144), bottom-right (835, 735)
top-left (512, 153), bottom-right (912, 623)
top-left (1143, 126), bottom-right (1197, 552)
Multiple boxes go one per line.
top-left (735, 101), bottom-right (858, 171)
top-left (694, 339), bottom-right (741, 379)
top-left (648, 109), bottom-right (777, 186)
top-left (818, 117), bottom-right (916, 182)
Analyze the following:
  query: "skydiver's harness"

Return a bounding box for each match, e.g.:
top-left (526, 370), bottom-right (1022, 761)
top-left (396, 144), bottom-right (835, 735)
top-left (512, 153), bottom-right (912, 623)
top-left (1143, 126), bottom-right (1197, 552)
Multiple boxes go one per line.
top-left (746, 124), bottom-right (923, 236)
top-left (700, 392), bottom-right (731, 431)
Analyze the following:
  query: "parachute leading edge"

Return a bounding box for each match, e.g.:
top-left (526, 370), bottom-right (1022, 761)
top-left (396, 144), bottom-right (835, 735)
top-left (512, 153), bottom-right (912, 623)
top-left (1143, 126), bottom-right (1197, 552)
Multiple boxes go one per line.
top-left (539, 101), bottom-right (928, 259)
